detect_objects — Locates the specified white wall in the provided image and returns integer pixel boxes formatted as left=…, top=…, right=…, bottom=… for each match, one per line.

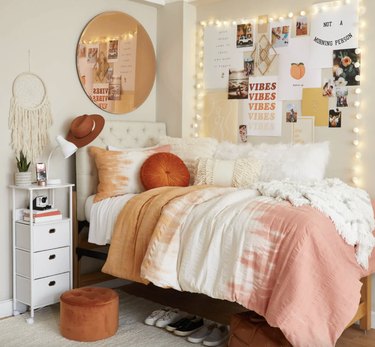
left=0, top=0, right=157, bottom=302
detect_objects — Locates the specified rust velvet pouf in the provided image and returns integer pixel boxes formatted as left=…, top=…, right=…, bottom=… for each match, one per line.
left=60, top=287, right=119, bottom=342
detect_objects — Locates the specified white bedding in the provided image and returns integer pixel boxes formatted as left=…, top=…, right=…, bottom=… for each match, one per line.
left=86, top=194, right=136, bottom=245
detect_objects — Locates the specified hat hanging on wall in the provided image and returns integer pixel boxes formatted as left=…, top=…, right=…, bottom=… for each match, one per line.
left=8, top=72, right=52, bottom=162
left=66, top=114, right=105, bottom=148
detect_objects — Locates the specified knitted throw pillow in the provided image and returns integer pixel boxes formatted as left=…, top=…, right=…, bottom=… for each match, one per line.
left=194, top=158, right=261, bottom=187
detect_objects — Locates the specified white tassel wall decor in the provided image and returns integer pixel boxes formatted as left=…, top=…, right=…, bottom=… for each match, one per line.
left=8, top=72, right=52, bottom=163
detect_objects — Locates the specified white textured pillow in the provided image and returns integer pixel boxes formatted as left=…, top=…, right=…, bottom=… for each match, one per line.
left=214, top=142, right=330, bottom=182
left=158, top=136, right=218, bottom=183
left=194, top=158, right=261, bottom=187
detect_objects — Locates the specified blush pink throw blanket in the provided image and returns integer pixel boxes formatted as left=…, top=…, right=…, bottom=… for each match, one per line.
left=103, top=187, right=375, bottom=347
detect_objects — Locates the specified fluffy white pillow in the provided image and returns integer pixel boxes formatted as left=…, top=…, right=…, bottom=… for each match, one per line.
left=194, top=158, right=261, bottom=187
left=214, top=141, right=330, bottom=182
left=158, top=136, right=218, bottom=183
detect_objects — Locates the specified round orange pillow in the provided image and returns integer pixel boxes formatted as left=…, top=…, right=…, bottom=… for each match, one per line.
left=140, top=152, right=190, bottom=190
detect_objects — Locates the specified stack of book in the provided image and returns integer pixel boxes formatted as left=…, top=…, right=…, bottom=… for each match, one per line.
left=23, top=208, right=62, bottom=223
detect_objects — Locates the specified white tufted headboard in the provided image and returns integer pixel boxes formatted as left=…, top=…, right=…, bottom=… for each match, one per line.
left=76, top=120, right=166, bottom=221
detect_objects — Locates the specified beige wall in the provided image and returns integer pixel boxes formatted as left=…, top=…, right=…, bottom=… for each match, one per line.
left=156, top=2, right=196, bottom=137
left=0, top=0, right=157, bottom=302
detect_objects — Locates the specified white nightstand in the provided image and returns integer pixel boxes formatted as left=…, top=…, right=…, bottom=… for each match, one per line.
left=9, top=183, right=74, bottom=324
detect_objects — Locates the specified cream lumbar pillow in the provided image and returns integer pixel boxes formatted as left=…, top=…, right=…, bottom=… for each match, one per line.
left=194, top=158, right=261, bottom=188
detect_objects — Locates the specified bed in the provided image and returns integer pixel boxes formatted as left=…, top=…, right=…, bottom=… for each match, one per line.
left=75, top=121, right=375, bottom=346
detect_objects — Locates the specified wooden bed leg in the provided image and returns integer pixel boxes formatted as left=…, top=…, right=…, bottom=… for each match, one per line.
left=359, top=276, right=372, bottom=331
left=72, top=191, right=80, bottom=288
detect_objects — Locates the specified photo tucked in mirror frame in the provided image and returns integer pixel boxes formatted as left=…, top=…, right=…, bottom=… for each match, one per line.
left=76, top=11, right=156, bottom=114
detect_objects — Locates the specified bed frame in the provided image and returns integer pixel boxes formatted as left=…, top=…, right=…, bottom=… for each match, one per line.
left=73, top=120, right=166, bottom=287
left=72, top=119, right=372, bottom=330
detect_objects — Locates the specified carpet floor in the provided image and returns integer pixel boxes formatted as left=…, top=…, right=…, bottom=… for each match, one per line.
left=0, top=290, right=219, bottom=347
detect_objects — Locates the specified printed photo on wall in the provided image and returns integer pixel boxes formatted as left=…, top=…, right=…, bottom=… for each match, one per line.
left=271, top=25, right=290, bottom=48
left=296, top=16, right=308, bottom=36
left=236, top=23, right=254, bottom=48
left=108, top=40, right=119, bottom=61
left=336, top=87, right=348, bottom=107
left=244, top=52, right=255, bottom=76
left=329, top=108, right=342, bottom=128
left=286, top=104, right=297, bottom=123
left=322, top=78, right=336, bottom=97
left=333, top=48, right=361, bottom=86
left=228, top=69, right=248, bottom=99
left=239, top=124, right=248, bottom=142
left=291, top=116, right=314, bottom=144
left=87, top=46, right=98, bottom=64
left=94, top=49, right=112, bottom=83
left=78, top=44, right=86, bottom=58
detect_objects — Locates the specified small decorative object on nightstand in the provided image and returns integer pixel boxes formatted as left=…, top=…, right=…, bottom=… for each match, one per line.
left=9, top=183, right=74, bottom=324
left=47, top=136, right=77, bottom=185
left=14, top=151, right=32, bottom=187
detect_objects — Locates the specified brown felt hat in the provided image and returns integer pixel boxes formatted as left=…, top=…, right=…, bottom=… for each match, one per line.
left=66, top=114, right=105, bottom=148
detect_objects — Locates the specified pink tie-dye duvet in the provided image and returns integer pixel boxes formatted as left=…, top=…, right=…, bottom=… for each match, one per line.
left=103, top=186, right=375, bottom=347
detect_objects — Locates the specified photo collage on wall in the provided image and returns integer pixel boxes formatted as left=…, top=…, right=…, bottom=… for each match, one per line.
left=202, top=0, right=360, bottom=142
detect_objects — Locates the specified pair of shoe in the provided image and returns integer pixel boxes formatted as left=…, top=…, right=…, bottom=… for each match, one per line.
left=166, top=316, right=204, bottom=336
left=187, top=324, right=229, bottom=346
left=144, top=308, right=184, bottom=328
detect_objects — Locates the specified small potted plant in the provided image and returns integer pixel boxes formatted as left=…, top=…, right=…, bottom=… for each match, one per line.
left=15, top=151, right=32, bottom=186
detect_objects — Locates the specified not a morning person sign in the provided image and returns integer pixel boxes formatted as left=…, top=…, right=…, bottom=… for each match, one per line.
left=309, top=0, right=359, bottom=68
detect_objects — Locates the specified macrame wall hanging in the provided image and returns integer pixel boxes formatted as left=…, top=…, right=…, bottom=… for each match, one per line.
left=9, top=72, right=52, bottom=163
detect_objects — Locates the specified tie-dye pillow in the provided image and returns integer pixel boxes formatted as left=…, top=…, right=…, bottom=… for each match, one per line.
left=90, top=145, right=171, bottom=202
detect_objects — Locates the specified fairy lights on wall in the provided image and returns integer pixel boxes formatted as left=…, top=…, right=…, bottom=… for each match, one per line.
left=82, top=31, right=137, bottom=45
left=193, top=0, right=365, bottom=186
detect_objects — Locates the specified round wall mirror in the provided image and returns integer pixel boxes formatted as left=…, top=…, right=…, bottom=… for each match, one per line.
left=76, top=11, right=156, bottom=114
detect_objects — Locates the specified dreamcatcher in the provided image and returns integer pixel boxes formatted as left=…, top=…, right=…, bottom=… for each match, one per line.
left=9, top=72, right=52, bottom=163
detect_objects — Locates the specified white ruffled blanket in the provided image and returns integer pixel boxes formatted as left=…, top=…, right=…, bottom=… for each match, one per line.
left=254, top=178, right=375, bottom=269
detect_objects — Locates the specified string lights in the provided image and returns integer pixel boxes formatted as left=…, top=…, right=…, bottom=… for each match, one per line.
left=82, top=31, right=137, bottom=45
left=193, top=0, right=364, bottom=187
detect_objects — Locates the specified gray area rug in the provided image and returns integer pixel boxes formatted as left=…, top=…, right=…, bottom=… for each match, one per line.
left=0, top=291, right=203, bottom=347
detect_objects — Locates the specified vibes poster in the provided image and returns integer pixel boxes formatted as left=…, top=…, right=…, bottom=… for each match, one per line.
left=242, top=76, right=282, bottom=136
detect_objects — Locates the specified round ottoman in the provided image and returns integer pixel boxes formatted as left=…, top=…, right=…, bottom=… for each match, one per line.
left=60, top=287, right=119, bottom=342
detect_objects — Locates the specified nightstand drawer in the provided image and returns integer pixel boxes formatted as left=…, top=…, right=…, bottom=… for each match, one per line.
left=15, top=220, right=70, bottom=252
left=16, top=247, right=70, bottom=279
left=16, top=272, right=70, bottom=308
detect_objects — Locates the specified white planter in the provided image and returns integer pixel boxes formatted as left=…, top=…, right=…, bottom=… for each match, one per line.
left=15, top=172, right=32, bottom=187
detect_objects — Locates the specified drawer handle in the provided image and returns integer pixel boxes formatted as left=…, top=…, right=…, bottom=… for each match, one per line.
left=48, top=281, right=56, bottom=287
left=49, top=228, right=56, bottom=234
left=48, top=254, right=56, bottom=260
